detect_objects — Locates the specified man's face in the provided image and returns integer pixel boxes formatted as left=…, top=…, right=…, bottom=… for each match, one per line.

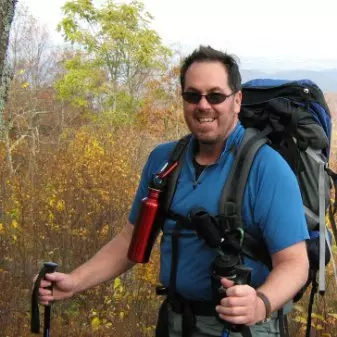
left=182, top=61, right=242, bottom=145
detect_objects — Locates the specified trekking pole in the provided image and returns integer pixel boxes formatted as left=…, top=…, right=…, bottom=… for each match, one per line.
left=31, top=262, right=58, bottom=337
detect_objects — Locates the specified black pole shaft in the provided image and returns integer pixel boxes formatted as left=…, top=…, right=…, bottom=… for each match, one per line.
left=44, top=306, right=51, bottom=337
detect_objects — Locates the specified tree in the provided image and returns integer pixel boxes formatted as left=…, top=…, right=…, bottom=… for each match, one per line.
left=0, top=0, right=18, bottom=140
left=0, top=0, right=18, bottom=175
left=56, top=0, right=172, bottom=116
left=8, top=4, right=56, bottom=89
left=4, top=3, right=60, bottom=175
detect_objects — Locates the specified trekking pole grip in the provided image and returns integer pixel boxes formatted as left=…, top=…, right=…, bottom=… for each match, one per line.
left=31, top=262, right=58, bottom=334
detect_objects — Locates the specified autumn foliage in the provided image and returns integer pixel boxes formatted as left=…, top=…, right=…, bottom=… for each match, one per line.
left=1, top=1, right=337, bottom=337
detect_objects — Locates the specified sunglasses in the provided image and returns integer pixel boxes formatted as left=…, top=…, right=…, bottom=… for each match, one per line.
left=182, top=91, right=235, bottom=105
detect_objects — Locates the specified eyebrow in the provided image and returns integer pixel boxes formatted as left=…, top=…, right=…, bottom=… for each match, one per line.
left=184, top=86, right=225, bottom=92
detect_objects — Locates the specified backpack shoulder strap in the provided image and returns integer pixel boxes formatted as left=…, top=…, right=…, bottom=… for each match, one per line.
left=220, top=127, right=270, bottom=214
left=162, top=134, right=191, bottom=213
left=219, top=127, right=272, bottom=269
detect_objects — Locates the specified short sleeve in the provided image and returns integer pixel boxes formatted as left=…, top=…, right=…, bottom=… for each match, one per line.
left=247, top=146, right=309, bottom=254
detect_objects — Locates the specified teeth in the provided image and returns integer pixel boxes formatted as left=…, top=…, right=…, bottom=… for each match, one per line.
left=198, top=117, right=215, bottom=123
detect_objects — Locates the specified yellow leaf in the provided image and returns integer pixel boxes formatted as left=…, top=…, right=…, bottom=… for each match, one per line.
left=114, top=277, right=121, bottom=290
left=12, top=219, right=18, bottom=229
left=294, top=316, right=307, bottom=324
left=21, top=81, right=30, bottom=88
left=56, top=200, right=65, bottom=211
left=311, top=313, right=324, bottom=321
left=119, top=311, right=124, bottom=319
left=293, top=304, right=304, bottom=313
left=0, top=223, right=3, bottom=233
left=48, top=211, right=54, bottom=221
left=328, top=313, right=337, bottom=319
left=91, top=316, right=100, bottom=330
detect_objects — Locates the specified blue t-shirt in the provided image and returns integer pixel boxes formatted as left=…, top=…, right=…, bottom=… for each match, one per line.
left=129, top=123, right=309, bottom=301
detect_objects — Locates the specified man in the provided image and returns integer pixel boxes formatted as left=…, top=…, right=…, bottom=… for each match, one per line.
left=38, top=46, right=309, bottom=337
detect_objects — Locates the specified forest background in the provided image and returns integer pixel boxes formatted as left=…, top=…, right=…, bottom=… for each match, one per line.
left=1, top=1, right=337, bottom=336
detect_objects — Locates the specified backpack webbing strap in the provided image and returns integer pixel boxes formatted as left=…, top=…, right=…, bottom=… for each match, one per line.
left=155, top=299, right=170, bottom=337
left=326, top=167, right=337, bottom=244
left=325, top=227, right=337, bottom=287
left=305, top=147, right=328, bottom=294
left=318, top=162, right=327, bottom=294
left=170, top=135, right=191, bottom=162
left=305, top=273, right=318, bottom=337
left=166, top=212, right=195, bottom=298
left=162, top=135, right=191, bottom=213
left=328, top=204, right=337, bottom=247
left=235, top=326, right=253, bottom=337
left=277, top=308, right=289, bottom=337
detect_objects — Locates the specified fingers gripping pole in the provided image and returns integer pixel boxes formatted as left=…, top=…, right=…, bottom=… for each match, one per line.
left=31, top=262, right=58, bottom=335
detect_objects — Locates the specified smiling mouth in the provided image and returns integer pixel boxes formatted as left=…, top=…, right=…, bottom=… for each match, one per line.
left=197, top=117, right=216, bottom=123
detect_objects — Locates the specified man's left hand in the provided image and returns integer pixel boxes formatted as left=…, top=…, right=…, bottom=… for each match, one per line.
left=215, top=277, right=266, bottom=326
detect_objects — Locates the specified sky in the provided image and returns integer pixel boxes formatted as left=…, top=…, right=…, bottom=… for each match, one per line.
left=20, top=0, right=337, bottom=71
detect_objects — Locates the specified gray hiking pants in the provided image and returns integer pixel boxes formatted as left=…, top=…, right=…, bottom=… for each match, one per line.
left=167, top=307, right=281, bottom=337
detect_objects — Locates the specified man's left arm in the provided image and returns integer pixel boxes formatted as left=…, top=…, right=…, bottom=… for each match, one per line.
left=216, top=146, right=310, bottom=325
left=216, top=240, right=309, bottom=325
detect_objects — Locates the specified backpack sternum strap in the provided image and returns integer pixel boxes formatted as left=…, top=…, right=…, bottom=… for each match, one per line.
left=189, top=207, right=273, bottom=270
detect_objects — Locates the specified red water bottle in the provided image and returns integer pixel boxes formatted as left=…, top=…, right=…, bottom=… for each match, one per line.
left=127, top=186, right=161, bottom=263
left=127, top=162, right=178, bottom=263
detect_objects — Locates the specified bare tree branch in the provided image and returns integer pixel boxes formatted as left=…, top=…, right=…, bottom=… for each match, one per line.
left=9, top=133, right=26, bottom=151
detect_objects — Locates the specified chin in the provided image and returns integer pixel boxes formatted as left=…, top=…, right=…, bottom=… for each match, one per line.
left=195, top=134, right=220, bottom=145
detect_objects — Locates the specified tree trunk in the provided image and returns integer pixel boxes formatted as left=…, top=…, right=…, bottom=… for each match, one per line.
left=0, top=0, right=18, bottom=138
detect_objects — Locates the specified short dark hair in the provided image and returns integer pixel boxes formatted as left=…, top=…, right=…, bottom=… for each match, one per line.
left=180, top=45, right=242, bottom=93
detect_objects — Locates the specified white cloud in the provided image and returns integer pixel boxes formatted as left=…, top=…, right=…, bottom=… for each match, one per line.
left=21, top=0, right=337, bottom=70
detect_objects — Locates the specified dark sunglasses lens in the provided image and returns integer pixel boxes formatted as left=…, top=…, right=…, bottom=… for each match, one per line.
left=206, top=93, right=227, bottom=104
left=182, top=92, right=201, bottom=104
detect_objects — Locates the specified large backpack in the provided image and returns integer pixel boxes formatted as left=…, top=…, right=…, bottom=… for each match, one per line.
left=239, top=79, right=337, bottom=288
left=161, top=79, right=337, bottom=337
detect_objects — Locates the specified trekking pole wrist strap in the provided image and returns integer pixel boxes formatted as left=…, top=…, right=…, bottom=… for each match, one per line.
left=256, top=291, right=272, bottom=322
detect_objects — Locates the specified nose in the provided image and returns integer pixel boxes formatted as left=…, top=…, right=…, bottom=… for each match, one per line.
left=197, top=95, right=212, bottom=110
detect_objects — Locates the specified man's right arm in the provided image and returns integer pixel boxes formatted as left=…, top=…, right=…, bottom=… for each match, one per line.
left=71, top=222, right=135, bottom=292
left=39, top=222, right=135, bottom=304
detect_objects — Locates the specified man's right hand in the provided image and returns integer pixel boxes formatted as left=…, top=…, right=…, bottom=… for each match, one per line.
left=37, top=272, right=76, bottom=305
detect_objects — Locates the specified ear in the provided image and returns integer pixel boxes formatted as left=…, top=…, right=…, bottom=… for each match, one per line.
left=233, top=90, right=242, bottom=114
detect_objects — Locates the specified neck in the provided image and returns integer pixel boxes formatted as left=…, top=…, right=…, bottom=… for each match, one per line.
left=195, top=140, right=225, bottom=165
left=195, top=122, right=238, bottom=165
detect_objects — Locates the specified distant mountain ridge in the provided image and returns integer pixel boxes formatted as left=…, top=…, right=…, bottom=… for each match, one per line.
left=241, top=69, right=337, bottom=92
